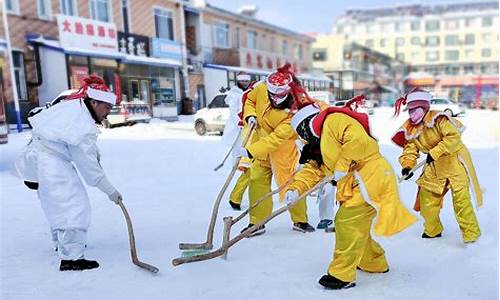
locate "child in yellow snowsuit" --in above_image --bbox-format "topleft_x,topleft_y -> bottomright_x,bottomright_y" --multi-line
285,100 -> 416,289
392,89 -> 482,243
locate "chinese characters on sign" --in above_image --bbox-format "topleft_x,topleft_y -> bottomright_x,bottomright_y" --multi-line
57,15 -> 118,52
117,32 -> 150,57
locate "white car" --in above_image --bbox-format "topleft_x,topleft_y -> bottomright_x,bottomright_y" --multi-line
194,92 -> 230,135
332,99 -> 374,115
103,101 -> 152,128
430,98 -> 465,116
308,91 -> 334,105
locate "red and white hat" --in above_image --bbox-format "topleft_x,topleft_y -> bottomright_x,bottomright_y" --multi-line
266,68 -> 293,105
236,71 -> 251,81
394,88 -> 431,116
66,74 -> 116,106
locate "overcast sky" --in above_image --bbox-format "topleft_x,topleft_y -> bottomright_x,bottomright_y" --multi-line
206,0 -> 494,34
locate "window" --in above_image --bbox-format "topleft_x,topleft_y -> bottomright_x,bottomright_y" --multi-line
396,37 -> 405,46
380,23 -> 390,32
365,39 -> 374,47
464,34 -> 475,45
295,44 -> 303,60
425,20 -> 440,32
445,19 -> 459,30
313,49 -> 327,61
445,66 -> 459,75
121,0 -> 130,33
426,51 -> 439,62
464,65 -> 474,74
396,53 -> 405,61
60,0 -> 76,16
426,36 -> 440,47
235,27 -> 240,48
155,8 -> 174,40
445,50 -> 459,61
12,51 -> 28,101
445,35 -> 459,46
379,38 -> 386,47
482,16 -> 493,27
247,30 -> 257,50
411,52 -> 419,60
37,0 -> 52,19
6,0 -> 19,13
394,22 -> 402,32
281,40 -> 288,56
411,37 -> 420,45
465,17 -> 475,27
90,0 -> 110,22
270,36 -> 276,52
411,21 -> 420,31
481,48 -> 491,58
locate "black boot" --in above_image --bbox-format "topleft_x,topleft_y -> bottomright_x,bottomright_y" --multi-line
318,274 -> 355,289
422,232 -> 442,238
293,222 -> 315,233
229,200 -> 241,210
240,223 -> 265,237
59,259 -> 99,271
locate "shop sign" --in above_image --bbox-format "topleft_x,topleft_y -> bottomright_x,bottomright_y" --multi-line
118,32 -> 149,57
151,38 -> 182,60
57,15 -> 118,52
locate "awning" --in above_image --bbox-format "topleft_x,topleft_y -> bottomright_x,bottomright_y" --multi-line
204,63 -> 332,82
27,36 -> 125,59
122,54 -> 182,68
27,36 -> 182,67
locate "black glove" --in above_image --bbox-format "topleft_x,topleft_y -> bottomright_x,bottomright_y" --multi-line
426,154 -> 434,164
401,167 -> 413,180
331,179 -> 337,186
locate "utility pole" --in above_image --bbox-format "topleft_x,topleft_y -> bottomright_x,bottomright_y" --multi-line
2,1 -> 23,132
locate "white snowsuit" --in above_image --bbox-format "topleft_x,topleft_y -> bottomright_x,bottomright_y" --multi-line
15,99 -> 117,260
221,85 -> 244,150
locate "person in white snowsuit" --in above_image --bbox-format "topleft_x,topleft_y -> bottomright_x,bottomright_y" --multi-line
221,72 -> 253,210
15,75 -> 122,271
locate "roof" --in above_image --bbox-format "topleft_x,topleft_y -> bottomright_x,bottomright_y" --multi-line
203,3 -> 315,43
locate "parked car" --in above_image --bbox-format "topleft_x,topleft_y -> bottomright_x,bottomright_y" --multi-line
194,92 -> 229,135
332,99 -> 375,115
430,98 -> 465,116
103,101 -> 152,128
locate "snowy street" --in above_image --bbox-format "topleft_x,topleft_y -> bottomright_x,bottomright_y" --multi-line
1,108 -> 498,300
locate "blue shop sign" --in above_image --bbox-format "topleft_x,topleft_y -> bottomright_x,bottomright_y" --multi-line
151,38 -> 182,60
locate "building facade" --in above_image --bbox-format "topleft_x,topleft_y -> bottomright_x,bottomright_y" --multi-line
317,1 -> 499,108
313,33 -> 408,104
1,0 -> 186,126
184,1 -> 331,108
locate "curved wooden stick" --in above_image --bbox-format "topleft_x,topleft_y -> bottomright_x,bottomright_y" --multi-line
172,176 -> 331,266
179,124 -> 256,251
118,201 -> 159,273
214,128 -> 242,171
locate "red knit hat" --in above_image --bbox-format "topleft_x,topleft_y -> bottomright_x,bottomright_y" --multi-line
66,74 -> 116,105
265,63 -> 313,110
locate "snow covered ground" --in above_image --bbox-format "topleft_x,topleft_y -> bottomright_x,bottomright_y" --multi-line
1,108 -> 498,300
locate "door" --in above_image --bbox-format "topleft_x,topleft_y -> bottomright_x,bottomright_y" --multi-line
140,80 -> 150,105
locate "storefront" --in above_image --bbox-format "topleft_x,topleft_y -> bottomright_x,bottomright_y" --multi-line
28,16 -> 183,120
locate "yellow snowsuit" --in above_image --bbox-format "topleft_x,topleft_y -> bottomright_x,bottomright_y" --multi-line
230,126 -> 253,205
395,111 -> 482,242
289,113 -> 417,282
243,82 -> 308,225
